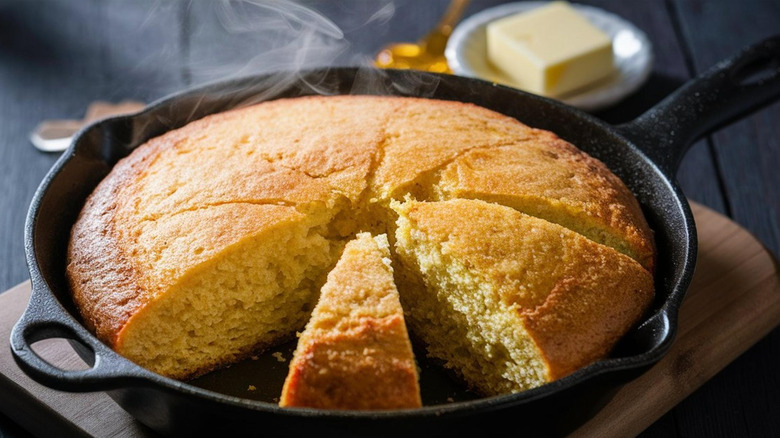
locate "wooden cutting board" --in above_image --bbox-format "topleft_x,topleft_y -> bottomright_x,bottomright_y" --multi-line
0,202 -> 778,437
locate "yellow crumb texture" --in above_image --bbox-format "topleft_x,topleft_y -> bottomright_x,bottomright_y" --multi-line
392,198 -> 653,393
280,233 -> 421,409
67,95 -> 655,396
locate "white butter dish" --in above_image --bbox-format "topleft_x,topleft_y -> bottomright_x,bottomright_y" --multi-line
445,2 -> 652,112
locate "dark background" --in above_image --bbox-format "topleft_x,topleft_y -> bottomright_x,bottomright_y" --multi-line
0,1 -> 778,436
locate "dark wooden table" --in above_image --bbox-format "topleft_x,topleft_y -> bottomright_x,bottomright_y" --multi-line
0,1 -> 777,437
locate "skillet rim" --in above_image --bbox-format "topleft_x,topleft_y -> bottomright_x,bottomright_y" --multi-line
21,66 -> 695,420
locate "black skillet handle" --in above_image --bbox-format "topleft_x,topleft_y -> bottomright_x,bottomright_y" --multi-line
10,279 -> 154,391
616,35 -> 780,176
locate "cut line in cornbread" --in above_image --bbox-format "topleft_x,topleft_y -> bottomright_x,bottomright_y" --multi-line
67,96 -> 655,399
392,198 -> 653,395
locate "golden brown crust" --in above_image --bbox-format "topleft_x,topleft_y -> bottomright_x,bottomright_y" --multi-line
523,274 -> 652,379
373,99 -> 536,199
68,95 -> 655,393
68,96 -> 401,349
280,316 -> 421,410
393,199 -> 654,381
112,203 -> 308,350
67,135 -> 166,346
436,130 -> 655,272
280,234 -> 421,409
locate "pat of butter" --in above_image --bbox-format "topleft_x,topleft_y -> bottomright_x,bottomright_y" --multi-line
486,2 -> 614,97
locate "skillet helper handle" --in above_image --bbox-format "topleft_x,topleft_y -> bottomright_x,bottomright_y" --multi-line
617,35 -> 780,175
10,280 -> 151,392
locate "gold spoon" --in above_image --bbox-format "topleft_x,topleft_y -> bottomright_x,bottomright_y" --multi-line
374,0 -> 470,73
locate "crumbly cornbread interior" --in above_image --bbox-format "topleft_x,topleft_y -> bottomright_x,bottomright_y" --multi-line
279,233 -> 421,409
67,95 -> 654,394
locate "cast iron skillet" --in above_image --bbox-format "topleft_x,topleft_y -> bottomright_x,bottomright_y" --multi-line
10,36 -> 780,437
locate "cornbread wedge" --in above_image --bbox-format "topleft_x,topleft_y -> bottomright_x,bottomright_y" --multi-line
280,233 -> 421,410
393,198 -> 654,394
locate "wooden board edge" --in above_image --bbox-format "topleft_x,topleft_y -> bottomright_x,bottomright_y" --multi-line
569,201 -> 780,437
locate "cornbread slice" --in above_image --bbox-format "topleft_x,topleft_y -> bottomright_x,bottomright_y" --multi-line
392,198 -> 654,395
434,132 -> 655,272
280,233 -> 421,410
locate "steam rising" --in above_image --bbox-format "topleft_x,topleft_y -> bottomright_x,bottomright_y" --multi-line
207,0 -> 346,78
183,0 -> 441,110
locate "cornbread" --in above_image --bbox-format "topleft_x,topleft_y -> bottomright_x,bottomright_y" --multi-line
392,198 -> 653,394
280,233 -> 421,410
67,95 -> 655,395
